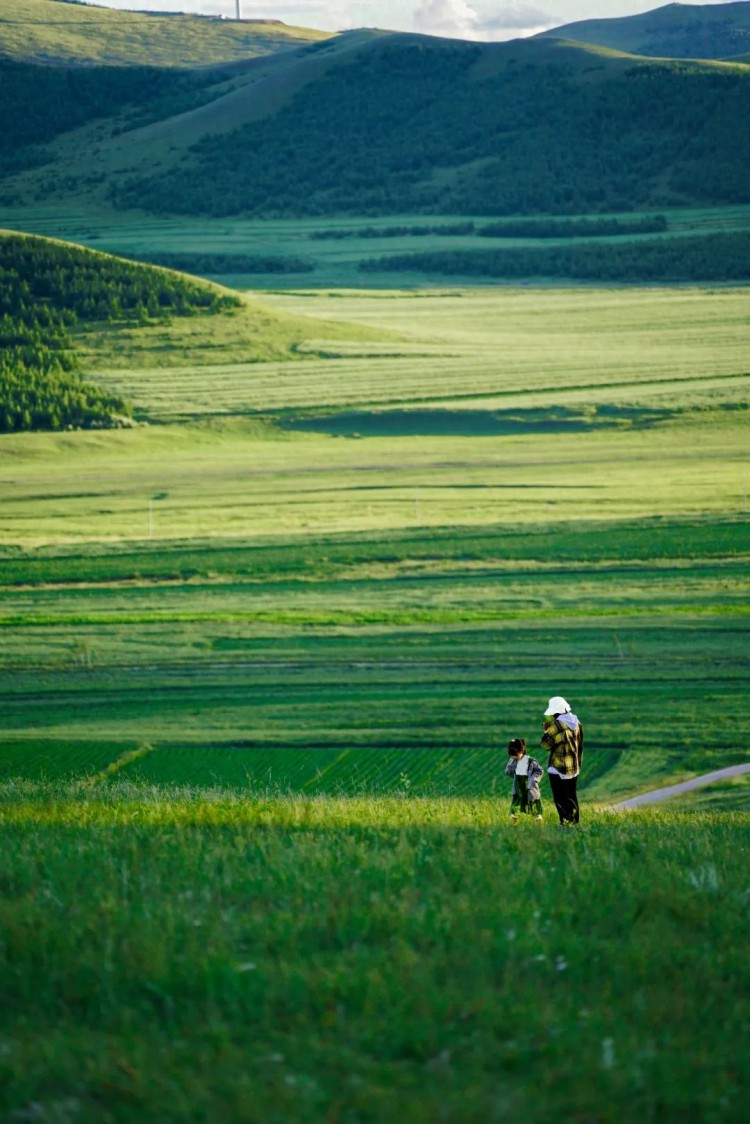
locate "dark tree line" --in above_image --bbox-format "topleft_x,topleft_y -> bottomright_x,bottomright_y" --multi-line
360,231 -> 750,282
310,223 -> 476,240
476,216 -> 668,239
0,234 -> 240,432
125,251 -> 315,274
310,216 -> 668,240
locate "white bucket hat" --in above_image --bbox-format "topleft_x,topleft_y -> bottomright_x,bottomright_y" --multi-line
545,696 -> 571,716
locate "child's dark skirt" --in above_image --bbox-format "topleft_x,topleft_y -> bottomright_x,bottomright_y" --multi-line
510,774 -> 543,817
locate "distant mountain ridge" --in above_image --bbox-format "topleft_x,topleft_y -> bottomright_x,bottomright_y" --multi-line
537,2 -> 750,60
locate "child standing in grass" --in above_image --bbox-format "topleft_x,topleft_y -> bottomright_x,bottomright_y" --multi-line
505,738 -> 544,819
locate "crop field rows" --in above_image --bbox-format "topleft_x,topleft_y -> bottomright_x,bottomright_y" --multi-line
95,360 -> 750,420
2,510 -> 747,801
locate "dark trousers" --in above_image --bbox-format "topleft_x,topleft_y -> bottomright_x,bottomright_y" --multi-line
548,772 -> 579,825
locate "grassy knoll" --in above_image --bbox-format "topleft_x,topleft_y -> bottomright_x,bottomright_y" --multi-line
1,784 -> 748,1122
0,229 -> 383,429
0,0 -> 329,67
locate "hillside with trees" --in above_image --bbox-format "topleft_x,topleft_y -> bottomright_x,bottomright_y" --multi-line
1,4 -> 749,284
2,7 -> 749,224
0,0 -> 334,179
111,38 -> 750,219
0,233 -> 239,432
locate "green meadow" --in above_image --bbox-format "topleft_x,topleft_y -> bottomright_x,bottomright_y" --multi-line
1,284 -> 747,801
1,785 -> 748,1123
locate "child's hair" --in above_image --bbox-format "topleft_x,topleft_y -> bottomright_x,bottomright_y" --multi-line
507,738 -> 526,757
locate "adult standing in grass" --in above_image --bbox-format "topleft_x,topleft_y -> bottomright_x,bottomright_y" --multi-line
541,696 -> 584,826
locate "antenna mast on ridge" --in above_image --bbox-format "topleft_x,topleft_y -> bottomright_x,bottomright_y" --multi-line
235,1 -> 242,19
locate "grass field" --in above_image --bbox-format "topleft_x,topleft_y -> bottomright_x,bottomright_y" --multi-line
1,784 -> 748,1122
1,252 -> 748,1118
0,285 -> 747,802
75,284 -> 750,421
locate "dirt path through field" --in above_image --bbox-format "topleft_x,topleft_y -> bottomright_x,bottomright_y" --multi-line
612,763 -> 750,809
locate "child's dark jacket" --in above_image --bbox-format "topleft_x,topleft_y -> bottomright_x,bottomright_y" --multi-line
505,756 -> 544,802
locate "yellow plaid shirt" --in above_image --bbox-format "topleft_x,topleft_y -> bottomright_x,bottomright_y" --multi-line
541,717 -> 584,777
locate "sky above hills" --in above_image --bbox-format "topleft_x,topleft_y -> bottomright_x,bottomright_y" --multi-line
81,2 -> 737,41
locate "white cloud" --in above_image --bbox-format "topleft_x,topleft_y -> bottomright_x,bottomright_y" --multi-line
479,3 -> 558,32
413,1 -> 558,41
413,0 -> 478,37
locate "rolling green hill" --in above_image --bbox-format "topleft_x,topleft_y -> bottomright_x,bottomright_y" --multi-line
0,0 -> 330,67
111,36 -> 750,219
2,5 -> 750,229
0,230 -> 373,431
4,31 -> 748,223
0,229 -> 237,431
537,1 -> 750,61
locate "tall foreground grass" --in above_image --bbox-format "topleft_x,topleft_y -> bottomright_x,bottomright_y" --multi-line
1,783 -> 747,1122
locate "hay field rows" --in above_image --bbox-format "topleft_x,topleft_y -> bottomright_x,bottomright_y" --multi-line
89,287 -> 750,419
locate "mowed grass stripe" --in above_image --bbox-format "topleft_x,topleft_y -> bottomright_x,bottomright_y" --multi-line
76,286 -> 750,420
98,362 -> 750,417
